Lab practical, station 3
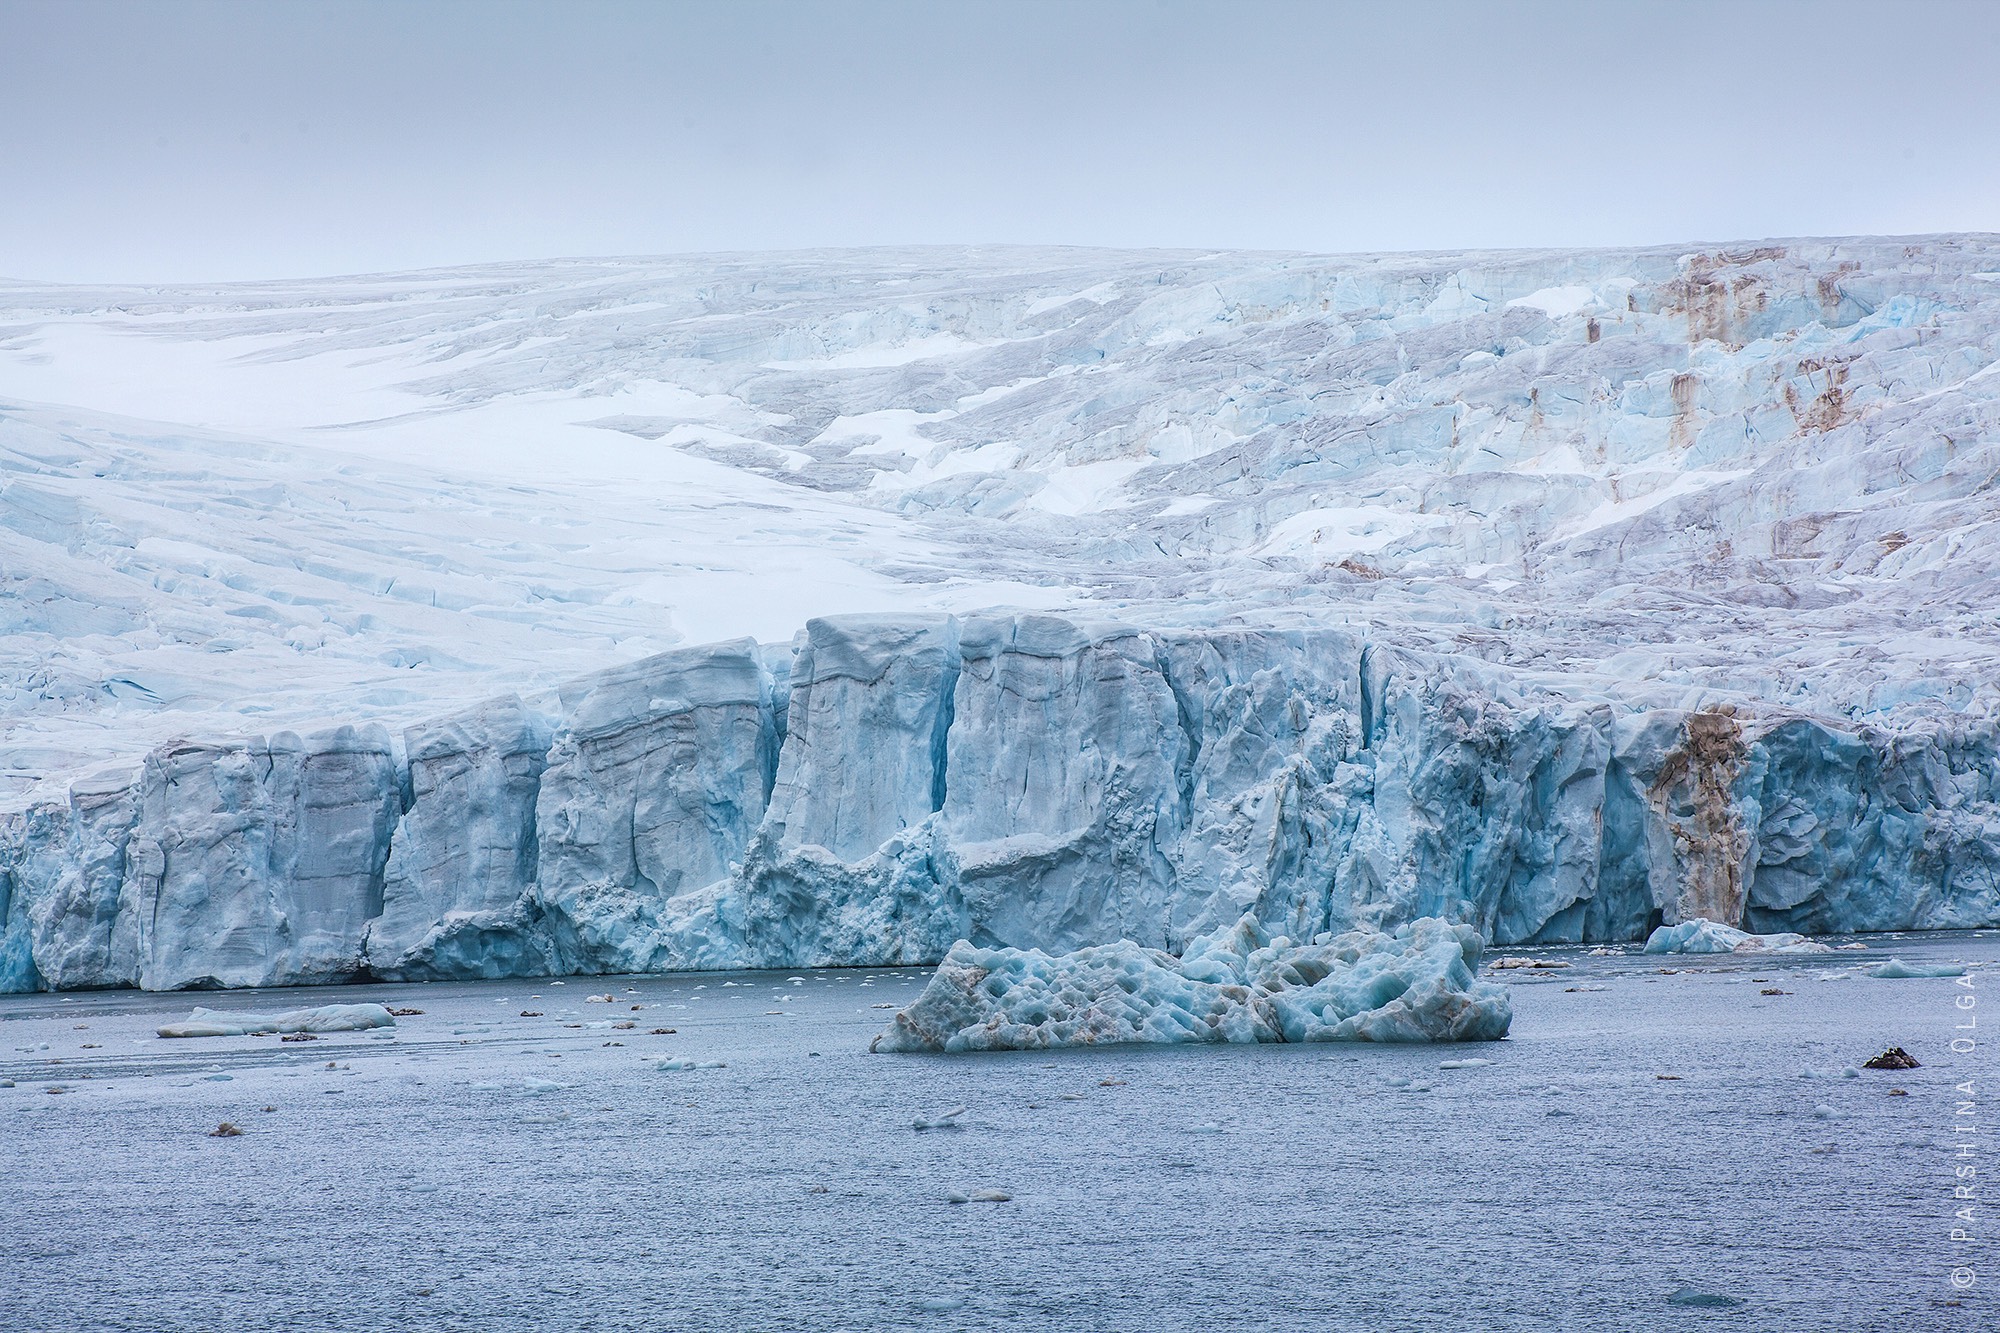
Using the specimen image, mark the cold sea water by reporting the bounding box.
[2,933,1992,1332]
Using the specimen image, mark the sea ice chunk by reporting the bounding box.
[1642,919,1833,955]
[870,915,1510,1053]
[157,1002,396,1038]
[1867,958,1968,978]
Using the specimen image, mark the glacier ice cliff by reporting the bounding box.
[3,237,1999,988]
[2,611,1995,991]
[869,915,1512,1052]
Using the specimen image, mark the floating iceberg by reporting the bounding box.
[871,915,1510,1053]
[156,1002,397,1038]
[1642,919,1833,955]
[1867,959,1968,979]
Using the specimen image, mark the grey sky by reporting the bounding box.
[4,0,1997,282]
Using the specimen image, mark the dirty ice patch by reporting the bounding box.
[871,915,1511,1053]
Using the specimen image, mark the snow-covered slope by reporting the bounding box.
[3,239,1997,988]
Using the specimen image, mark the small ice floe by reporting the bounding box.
[204,1073,234,1082]
[207,1122,243,1138]
[1489,956,1568,970]
[1813,1104,1842,1120]
[584,994,615,1003]
[944,1188,1011,1204]
[1665,1287,1743,1309]
[1802,1066,1862,1080]
[1563,984,1609,993]
[912,1105,967,1131]
[1868,959,1966,979]
[1438,1057,1494,1069]
[158,1003,396,1038]
[1586,946,1620,956]
[520,1078,571,1094]
[1381,1077,1433,1093]
[1188,1122,1227,1134]
[654,1058,727,1072]
[918,1296,967,1312]
[1643,919,1831,955]
[1835,942,1870,950]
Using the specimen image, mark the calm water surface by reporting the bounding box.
[2,933,1993,1332]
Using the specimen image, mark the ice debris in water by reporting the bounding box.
[912,1105,966,1130]
[1868,959,1967,978]
[1665,1287,1744,1309]
[1642,919,1833,955]
[157,1002,397,1038]
[871,914,1510,1053]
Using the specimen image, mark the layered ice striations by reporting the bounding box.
[870,915,1512,1052]
[2,612,1996,991]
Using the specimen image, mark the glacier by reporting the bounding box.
[2,237,1998,990]
[1,609,1994,992]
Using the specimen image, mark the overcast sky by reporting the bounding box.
[4,0,1997,282]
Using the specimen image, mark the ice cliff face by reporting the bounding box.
[2,238,1998,988]
[2,612,1994,991]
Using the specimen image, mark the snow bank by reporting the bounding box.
[157,1002,397,1038]
[870,915,1511,1053]
[1642,919,1834,955]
